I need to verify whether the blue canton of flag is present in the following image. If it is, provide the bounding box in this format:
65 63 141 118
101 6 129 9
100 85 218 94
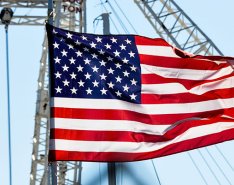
47 24 141 103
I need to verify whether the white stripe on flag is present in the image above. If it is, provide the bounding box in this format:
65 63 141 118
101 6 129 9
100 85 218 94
136 45 179 58
50 121 234 153
141 64 233 80
142 76 234 95
51 118 170 135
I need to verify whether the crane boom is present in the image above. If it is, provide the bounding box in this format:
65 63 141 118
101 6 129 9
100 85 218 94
134 0 223 56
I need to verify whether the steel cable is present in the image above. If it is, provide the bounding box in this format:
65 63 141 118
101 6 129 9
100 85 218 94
112 0 138 34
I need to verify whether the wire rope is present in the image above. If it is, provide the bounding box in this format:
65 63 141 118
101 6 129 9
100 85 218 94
112 0 138 34
106 0 129 33
205 148 233 185
151 160 162 185
215 145 234 171
197 149 222 185
187 152 209 185
99 0 121 33
5 25 13 185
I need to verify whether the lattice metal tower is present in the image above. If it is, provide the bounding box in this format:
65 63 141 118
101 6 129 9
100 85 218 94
29 1 86 184
0 0 229 184
0 0 85 184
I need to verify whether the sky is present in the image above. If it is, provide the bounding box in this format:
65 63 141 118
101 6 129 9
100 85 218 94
0 0 234 185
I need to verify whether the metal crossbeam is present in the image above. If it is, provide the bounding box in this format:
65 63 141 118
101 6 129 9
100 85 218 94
0 0 47 25
134 0 223 55
10 16 46 25
0 0 47 8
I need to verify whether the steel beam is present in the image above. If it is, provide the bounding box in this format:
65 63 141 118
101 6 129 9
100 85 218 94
134 0 223 55
0 0 47 25
0 0 47 8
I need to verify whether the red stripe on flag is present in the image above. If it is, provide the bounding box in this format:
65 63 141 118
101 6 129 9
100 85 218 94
50 117 234 142
49 128 234 162
135 36 171 46
51 107 234 125
193 55 234 61
50 129 163 142
139 55 230 70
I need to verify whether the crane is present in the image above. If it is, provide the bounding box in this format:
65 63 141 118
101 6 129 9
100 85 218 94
0 0 232 184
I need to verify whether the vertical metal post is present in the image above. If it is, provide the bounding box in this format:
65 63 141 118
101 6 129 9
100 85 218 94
83 0 87 33
108 163 116 185
101 13 110 34
5 24 12 185
77 161 82 185
51 162 57 185
54 0 62 27
100 12 116 185
48 0 53 25
79 0 83 33
48 0 57 184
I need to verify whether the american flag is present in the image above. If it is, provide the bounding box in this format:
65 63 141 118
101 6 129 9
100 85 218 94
46 24 234 162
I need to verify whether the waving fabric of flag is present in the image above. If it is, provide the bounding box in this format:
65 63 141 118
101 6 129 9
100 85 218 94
46 24 234 162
